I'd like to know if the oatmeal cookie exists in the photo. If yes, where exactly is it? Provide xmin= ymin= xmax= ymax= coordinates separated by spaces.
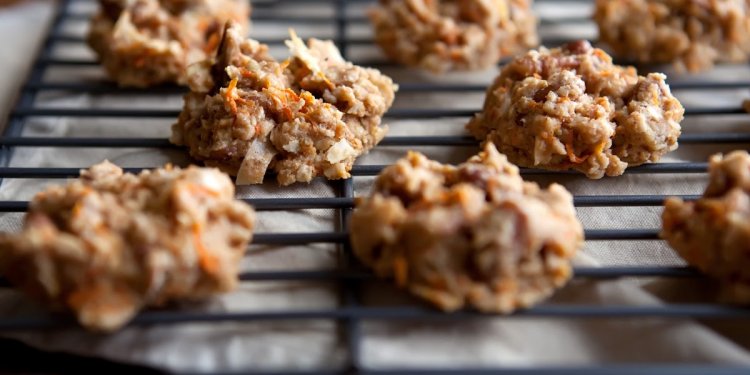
xmin=0 ymin=161 xmax=256 ymax=332
xmin=467 ymin=41 xmax=684 ymax=179
xmin=662 ymin=151 xmax=750 ymax=303
xmin=369 ymin=0 xmax=538 ymax=73
xmin=594 ymin=0 xmax=750 ymax=73
xmin=87 ymin=0 xmax=250 ymax=87
xmin=350 ymin=144 xmax=583 ymax=313
xmin=171 ymin=22 xmax=398 ymax=186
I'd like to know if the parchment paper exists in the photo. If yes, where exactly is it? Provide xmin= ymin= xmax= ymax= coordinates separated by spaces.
xmin=2 ymin=0 xmax=750 ymax=372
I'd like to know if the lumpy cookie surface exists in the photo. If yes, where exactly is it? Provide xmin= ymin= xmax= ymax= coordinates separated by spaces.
xmin=87 ymin=0 xmax=250 ymax=87
xmin=171 ymin=22 xmax=398 ymax=186
xmin=662 ymin=151 xmax=750 ymax=303
xmin=369 ymin=0 xmax=538 ymax=73
xmin=595 ymin=0 xmax=750 ymax=73
xmin=467 ymin=41 xmax=684 ymax=179
xmin=350 ymin=144 xmax=583 ymax=313
xmin=0 ymin=161 xmax=256 ymax=332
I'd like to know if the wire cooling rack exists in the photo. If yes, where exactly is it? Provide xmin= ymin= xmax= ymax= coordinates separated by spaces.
xmin=3 ymin=0 xmax=750 ymax=373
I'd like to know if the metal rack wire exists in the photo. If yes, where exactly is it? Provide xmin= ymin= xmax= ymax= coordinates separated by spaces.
xmin=2 ymin=0 xmax=750 ymax=373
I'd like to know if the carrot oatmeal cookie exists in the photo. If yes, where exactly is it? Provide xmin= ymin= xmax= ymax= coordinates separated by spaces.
xmin=594 ymin=0 xmax=750 ymax=73
xmin=467 ymin=40 xmax=684 ymax=179
xmin=350 ymin=144 xmax=584 ymax=313
xmin=369 ymin=0 xmax=538 ymax=73
xmin=87 ymin=0 xmax=250 ymax=87
xmin=171 ymin=22 xmax=398 ymax=186
xmin=662 ymin=151 xmax=750 ymax=303
xmin=0 ymin=161 xmax=256 ymax=332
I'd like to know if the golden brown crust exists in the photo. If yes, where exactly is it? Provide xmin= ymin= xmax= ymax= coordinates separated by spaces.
xmin=369 ymin=0 xmax=538 ymax=73
xmin=171 ymin=23 xmax=398 ymax=186
xmin=467 ymin=41 xmax=684 ymax=179
xmin=87 ymin=0 xmax=250 ymax=87
xmin=0 ymin=161 xmax=256 ymax=332
xmin=662 ymin=151 xmax=750 ymax=303
xmin=350 ymin=144 xmax=583 ymax=312
xmin=594 ymin=0 xmax=750 ymax=73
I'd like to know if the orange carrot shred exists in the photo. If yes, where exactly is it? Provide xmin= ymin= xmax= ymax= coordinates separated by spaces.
xmin=193 ymin=223 xmax=219 ymax=275
xmin=224 ymin=77 xmax=239 ymax=114
xmin=279 ymin=59 xmax=290 ymax=71
xmin=67 ymin=286 xmax=100 ymax=310
xmin=204 ymin=32 xmax=221 ymax=54
xmin=564 ymin=132 xmax=588 ymax=164
xmin=394 ymin=256 xmax=408 ymax=287
xmin=184 ymin=182 xmax=221 ymax=197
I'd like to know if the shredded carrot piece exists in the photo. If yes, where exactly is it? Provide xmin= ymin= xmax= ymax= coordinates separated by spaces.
xmin=240 ymin=69 xmax=254 ymax=79
xmin=224 ymin=77 xmax=240 ymax=114
xmin=285 ymin=91 xmax=299 ymax=110
xmin=204 ymin=32 xmax=221 ymax=54
xmin=284 ymin=88 xmax=300 ymax=101
xmin=72 ymin=201 xmax=85 ymax=220
xmin=71 ymin=188 xmax=93 ymax=220
xmin=318 ymin=72 xmax=335 ymax=91
xmin=269 ymin=88 xmax=304 ymax=121
xmin=592 ymin=141 xmax=607 ymax=155
xmin=564 ymin=132 xmax=588 ymax=164
xmin=593 ymin=49 xmax=609 ymax=60
xmin=272 ymin=90 xmax=295 ymax=121
xmin=183 ymin=183 xmax=221 ymax=197
xmin=393 ymin=256 xmax=408 ymax=287
xmin=294 ymin=65 xmax=310 ymax=82
xmin=282 ymin=108 xmax=293 ymax=120
xmin=197 ymin=17 xmax=210 ymax=33
xmin=193 ymin=223 xmax=219 ymax=274
xmin=67 ymin=286 xmax=100 ymax=310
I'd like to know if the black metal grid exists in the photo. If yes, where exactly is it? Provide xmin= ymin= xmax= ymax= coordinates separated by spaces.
xmin=2 ymin=0 xmax=750 ymax=373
